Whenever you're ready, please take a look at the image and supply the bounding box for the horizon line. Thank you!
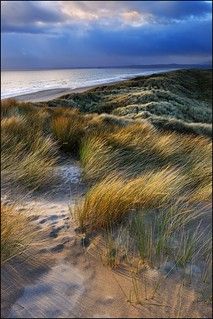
[1,62,212,72]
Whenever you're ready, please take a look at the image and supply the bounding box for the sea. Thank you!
[1,67,174,99]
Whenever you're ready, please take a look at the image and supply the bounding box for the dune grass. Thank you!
[147,115,212,138]
[53,69,212,131]
[76,167,186,230]
[2,98,211,214]
[79,121,212,198]
[1,98,35,117]
[1,101,56,267]
[1,204,35,265]
[1,106,58,190]
[72,103,211,295]
[51,108,86,154]
[130,199,211,265]
[50,69,212,139]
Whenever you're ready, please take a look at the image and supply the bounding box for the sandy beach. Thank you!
[3,79,126,103]
[11,86,97,103]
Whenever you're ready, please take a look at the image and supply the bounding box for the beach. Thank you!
[11,86,98,102]
[0,77,125,103]
[3,78,130,102]
[1,67,175,102]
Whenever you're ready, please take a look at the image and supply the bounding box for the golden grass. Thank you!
[1,204,35,265]
[1,99,211,227]
[80,135,119,181]
[51,109,85,153]
[1,114,57,190]
[76,116,212,277]
[1,91,212,305]
[75,167,186,230]
[1,98,41,119]
[79,121,212,196]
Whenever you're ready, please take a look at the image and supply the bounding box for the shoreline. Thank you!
[1,79,130,103]
[1,68,177,103]
[1,67,206,103]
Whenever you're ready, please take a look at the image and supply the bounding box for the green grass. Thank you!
[137,114,212,138]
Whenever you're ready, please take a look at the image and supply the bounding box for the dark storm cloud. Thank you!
[1,1,212,68]
[1,1,212,34]
[1,1,65,33]
[87,20,212,56]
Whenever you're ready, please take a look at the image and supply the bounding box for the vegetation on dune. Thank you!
[76,131,211,229]
[51,108,86,154]
[2,93,211,202]
[145,115,212,138]
[72,100,211,293]
[1,101,58,190]
[79,122,212,198]
[130,202,211,267]
[1,204,36,265]
[76,168,185,230]
[51,69,212,138]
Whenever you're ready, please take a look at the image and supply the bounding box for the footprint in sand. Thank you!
[8,263,86,319]
[49,226,65,238]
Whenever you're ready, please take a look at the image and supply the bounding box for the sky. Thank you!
[1,1,212,69]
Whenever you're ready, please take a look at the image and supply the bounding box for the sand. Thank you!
[11,86,97,103]
[1,157,211,318]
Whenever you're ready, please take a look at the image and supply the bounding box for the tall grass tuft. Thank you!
[75,167,185,230]
[51,109,85,154]
[1,115,58,190]
[1,204,35,265]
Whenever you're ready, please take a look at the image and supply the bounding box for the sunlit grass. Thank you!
[1,204,35,265]
[1,114,57,190]
[75,167,186,230]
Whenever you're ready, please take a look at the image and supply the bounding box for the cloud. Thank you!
[1,1,212,34]
[1,1,65,33]
[1,1,212,68]
[59,1,212,25]
[76,19,212,57]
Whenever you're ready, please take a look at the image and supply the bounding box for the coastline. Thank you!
[1,68,182,103]
[1,79,129,103]
[1,67,207,103]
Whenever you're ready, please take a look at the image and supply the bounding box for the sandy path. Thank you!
[2,158,89,318]
[1,158,211,318]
